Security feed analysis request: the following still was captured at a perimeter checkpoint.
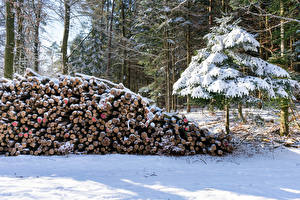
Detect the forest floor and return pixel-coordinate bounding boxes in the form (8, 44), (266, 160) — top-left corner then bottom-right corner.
(182, 105), (300, 153)
(0, 107), (300, 200)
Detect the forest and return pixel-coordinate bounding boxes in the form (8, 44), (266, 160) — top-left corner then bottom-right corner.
(0, 0), (298, 105)
(0, 0), (300, 145)
(0, 0), (300, 199)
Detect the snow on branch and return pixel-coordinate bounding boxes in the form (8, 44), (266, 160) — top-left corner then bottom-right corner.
(173, 16), (299, 101)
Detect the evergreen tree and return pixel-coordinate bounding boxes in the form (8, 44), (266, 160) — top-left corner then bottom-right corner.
(173, 16), (299, 134)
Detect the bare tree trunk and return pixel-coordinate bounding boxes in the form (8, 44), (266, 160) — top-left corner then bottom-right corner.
(106, 0), (115, 78)
(265, 16), (273, 54)
(163, 0), (171, 112)
(186, 0), (191, 113)
(238, 103), (246, 123)
(280, 0), (285, 57)
(121, 0), (127, 85)
(280, 99), (289, 136)
(208, 0), (212, 26)
(33, 0), (42, 72)
(171, 45), (176, 111)
(279, 0), (289, 136)
(15, 0), (25, 74)
(62, 0), (71, 75)
(225, 100), (230, 134)
(259, 14), (263, 59)
(4, 0), (15, 79)
(127, 64), (131, 89)
(164, 27), (171, 112)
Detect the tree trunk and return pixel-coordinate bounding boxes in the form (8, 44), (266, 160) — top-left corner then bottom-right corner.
(164, 0), (171, 112)
(62, 0), (71, 75)
(106, 0), (115, 78)
(186, 0), (191, 113)
(259, 14), (263, 59)
(280, 0), (285, 57)
(280, 99), (289, 136)
(4, 0), (15, 79)
(208, 0), (212, 26)
(171, 45), (176, 111)
(33, 0), (42, 72)
(221, 0), (224, 12)
(225, 101), (230, 134)
(121, 0), (127, 85)
(238, 103), (246, 123)
(15, 0), (25, 74)
(164, 28), (171, 112)
(265, 16), (273, 53)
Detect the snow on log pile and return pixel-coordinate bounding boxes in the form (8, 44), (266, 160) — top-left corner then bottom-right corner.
(0, 69), (233, 156)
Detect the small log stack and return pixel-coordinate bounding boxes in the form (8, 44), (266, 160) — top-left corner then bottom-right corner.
(0, 69), (233, 156)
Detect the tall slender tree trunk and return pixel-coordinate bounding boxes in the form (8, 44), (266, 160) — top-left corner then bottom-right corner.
(171, 45), (176, 111)
(121, 0), (127, 85)
(279, 0), (289, 136)
(225, 100), (230, 134)
(208, 0), (212, 26)
(290, 36), (294, 69)
(280, 0), (285, 57)
(265, 16), (273, 54)
(4, 0), (15, 79)
(106, 0), (115, 78)
(164, 0), (171, 112)
(164, 28), (171, 112)
(33, 0), (42, 72)
(126, 0), (133, 89)
(62, 0), (71, 75)
(186, 0), (191, 113)
(15, 0), (25, 73)
(259, 14), (264, 59)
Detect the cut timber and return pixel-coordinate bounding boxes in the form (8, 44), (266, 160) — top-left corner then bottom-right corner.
(0, 69), (233, 156)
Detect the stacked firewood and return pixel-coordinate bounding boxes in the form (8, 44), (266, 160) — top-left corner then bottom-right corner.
(0, 69), (233, 156)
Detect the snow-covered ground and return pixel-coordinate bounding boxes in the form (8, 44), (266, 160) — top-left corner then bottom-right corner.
(0, 147), (300, 200)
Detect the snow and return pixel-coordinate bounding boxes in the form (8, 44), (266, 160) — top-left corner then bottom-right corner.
(0, 148), (300, 200)
(173, 16), (299, 100)
(224, 28), (260, 52)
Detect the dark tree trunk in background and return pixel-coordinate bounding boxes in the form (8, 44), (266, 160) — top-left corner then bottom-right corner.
(172, 45), (176, 111)
(106, 0), (115, 78)
(121, 0), (127, 85)
(280, 0), (285, 57)
(62, 0), (71, 75)
(186, 0), (192, 113)
(164, 0), (171, 112)
(208, 0), (212, 26)
(33, 0), (42, 72)
(4, 0), (15, 79)
(225, 101), (230, 134)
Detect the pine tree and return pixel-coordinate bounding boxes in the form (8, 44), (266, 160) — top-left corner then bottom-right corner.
(173, 16), (299, 134)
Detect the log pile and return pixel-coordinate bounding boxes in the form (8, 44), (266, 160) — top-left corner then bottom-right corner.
(0, 69), (233, 156)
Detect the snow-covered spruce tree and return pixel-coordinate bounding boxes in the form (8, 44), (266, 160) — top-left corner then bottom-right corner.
(173, 16), (299, 135)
